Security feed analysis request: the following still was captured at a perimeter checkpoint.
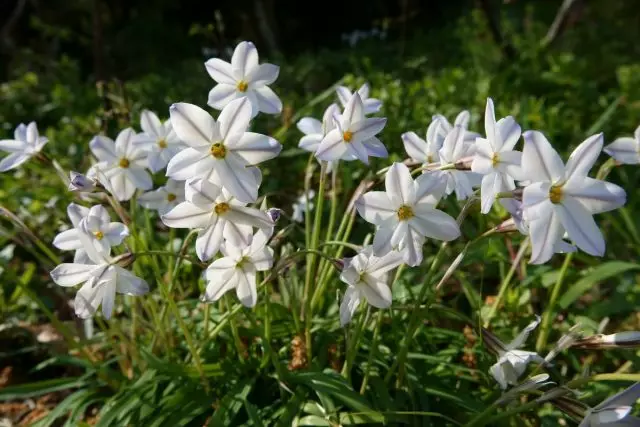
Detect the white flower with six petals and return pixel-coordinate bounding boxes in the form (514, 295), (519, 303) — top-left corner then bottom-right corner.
(133, 110), (184, 172)
(0, 122), (48, 172)
(138, 179), (186, 215)
(297, 103), (341, 173)
(336, 83), (382, 115)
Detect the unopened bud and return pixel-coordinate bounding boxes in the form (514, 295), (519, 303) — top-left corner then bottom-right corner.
(68, 171), (98, 192)
(113, 252), (136, 268)
(572, 331), (640, 349)
(455, 157), (473, 170)
(266, 208), (283, 223)
(332, 258), (346, 271)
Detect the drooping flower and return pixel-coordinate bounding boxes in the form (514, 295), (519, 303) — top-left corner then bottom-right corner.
(355, 162), (460, 266)
(161, 178), (273, 261)
(297, 103), (341, 173)
(133, 110), (184, 173)
(205, 41), (282, 116)
(603, 125), (640, 165)
(578, 383), (640, 426)
(50, 223), (148, 319)
(521, 131), (626, 264)
(0, 122), (48, 172)
(471, 98), (523, 213)
(338, 246), (403, 325)
(87, 128), (152, 201)
(315, 93), (388, 165)
(203, 229), (274, 307)
(166, 98), (281, 203)
(68, 171), (97, 192)
(336, 83), (382, 115)
(291, 190), (315, 223)
(483, 316), (545, 390)
(53, 203), (128, 263)
(138, 179), (185, 215)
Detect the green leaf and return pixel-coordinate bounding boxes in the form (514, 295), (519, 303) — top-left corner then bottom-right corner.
(297, 415), (332, 426)
(208, 378), (255, 426)
(558, 262), (640, 309)
(0, 377), (88, 400)
(244, 399), (265, 427)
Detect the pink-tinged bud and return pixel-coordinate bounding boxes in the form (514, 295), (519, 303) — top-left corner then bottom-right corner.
(266, 208), (283, 223)
(495, 218), (518, 233)
(68, 171), (98, 192)
(332, 258), (346, 271)
(113, 252), (136, 268)
(455, 156), (474, 170)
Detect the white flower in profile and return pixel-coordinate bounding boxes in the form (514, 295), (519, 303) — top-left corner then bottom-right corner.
(297, 103), (341, 173)
(433, 125), (483, 200)
(203, 229), (274, 307)
(138, 179), (185, 215)
(336, 83), (382, 115)
(579, 383), (640, 427)
(472, 98), (523, 213)
(205, 41), (281, 116)
(161, 178), (273, 261)
(166, 98), (281, 203)
(431, 111), (480, 147)
(521, 131), (626, 264)
(484, 316), (545, 390)
(133, 110), (184, 173)
(339, 247), (403, 326)
(0, 122), (48, 172)
(603, 125), (640, 165)
(50, 224), (148, 319)
(355, 162), (461, 266)
(53, 203), (128, 264)
(315, 93), (388, 164)
(88, 128), (152, 201)
(291, 190), (315, 223)
(401, 116), (448, 167)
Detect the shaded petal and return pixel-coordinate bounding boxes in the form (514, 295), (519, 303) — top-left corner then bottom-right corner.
(299, 134), (322, 152)
(555, 198), (605, 256)
(412, 205), (461, 241)
(50, 263), (96, 286)
(479, 172), (504, 214)
(360, 277), (392, 308)
(497, 116), (521, 151)
(506, 316), (540, 350)
(231, 132), (281, 164)
(53, 229), (82, 250)
(522, 181), (552, 221)
(246, 63), (279, 86)
(205, 58), (236, 84)
(346, 139), (369, 164)
(196, 218), (225, 261)
(109, 170), (136, 201)
(208, 84), (240, 110)
(351, 117), (386, 142)
(363, 137), (388, 158)
(355, 191), (395, 225)
(90, 136), (117, 162)
(522, 131), (564, 183)
(186, 178), (222, 206)
(336, 86), (352, 107)
(440, 125), (465, 163)
(74, 280), (106, 319)
(169, 103), (218, 147)
(385, 162), (415, 206)
(372, 219), (396, 256)
(103, 223), (129, 245)
(140, 110), (163, 138)
(216, 155), (259, 203)
(399, 227), (423, 267)
(0, 152), (30, 171)
(204, 268), (238, 301)
(226, 205), (273, 229)
(471, 138), (495, 175)
(564, 177), (626, 214)
(115, 267), (149, 295)
(0, 139), (26, 152)
(414, 172), (446, 205)
(565, 133), (602, 179)
(604, 137), (640, 164)
(253, 86), (282, 115)
(162, 202), (211, 228)
(125, 167), (152, 191)
(529, 208), (563, 264)
(114, 128), (137, 157)
(166, 147), (210, 181)
(235, 268), (257, 307)
(402, 131), (428, 163)
(250, 246), (274, 271)
(340, 287), (361, 326)
(219, 97), (252, 138)
(363, 98), (382, 114)
(297, 117), (322, 136)
(484, 98), (500, 151)
(368, 250), (404, 276)
(497, 150), (523, 180)
(454, 110), (470, 128)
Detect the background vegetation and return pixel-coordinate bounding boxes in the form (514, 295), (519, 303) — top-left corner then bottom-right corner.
(1, 0), (640, 425)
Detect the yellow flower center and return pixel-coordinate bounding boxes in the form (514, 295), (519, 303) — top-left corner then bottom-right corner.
(214, 202), (230, 215)
(210, 142), (226, 159)
(343, 131), (353, 142)
(491, 153), (500, 167)
(158, 139), (168, 149)
(94, 231), (104, 240)
(167, 193), (176, 202)
(426, 154), (433, 163)
(549, 185), (564, 204)
(119, 158), (130, 168)
(236, 80), (248, 92)
(236, 256), (250, 269)
(397, 205), (414, 221)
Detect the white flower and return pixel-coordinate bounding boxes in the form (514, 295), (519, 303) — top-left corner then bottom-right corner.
(603, 125), (640, 164)
(315, 93), (388, 165)
(401, 116), (447, 166)
(68, 171), (97, 192)
(292, 190), (315, 223)
(336, 83), (382, 115)
(339, 246), (403, 326)
(138, 179), (186, 215)
(297, 103), (341, 173)
(161, 178), (273, 261)
(88, 128), (152, 201)
(205, 41), (282, 116)
(0, 122), (48, 172)
(355, 162), (461, 266)
(433, 124), (483, 200)
(431, 111), (480, 147)
(166, 98), (281, 203)
(133, 110), (184, 173)
(203, 229), (274, 307)
(53, 203), (128, 263)
(579, 383), (640, 426)
(50, 225), (148, 319)
(521, 131), (626, 264)
(471, 98), (523, 213)
(487, 316), (545, 390)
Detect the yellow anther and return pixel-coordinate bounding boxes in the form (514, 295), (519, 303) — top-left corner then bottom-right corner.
(94, 231), (104, 240)
(343, 131), (353, 142)
(210, 142), (226, 159)
(119, 158), (130, 168)
(549, 185), (563, 204)
(397, 205), (414, 221)
(236, 80), (248, 92)
(214, 202), (230, 215)
(491, 153), (500, 167)
(158, 139), (168, 149)
(167, 193), (177, 202)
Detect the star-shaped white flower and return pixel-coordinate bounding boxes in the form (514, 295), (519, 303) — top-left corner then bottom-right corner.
(401, 116), (447, 166)
(53, 203), (128, 263)
(315, 93), (388, 164)
(0, 122), (48, 172)
(471, 98), (523, 213)
(88, 128), (152, 201)
(203, 228), (274, 307)
(138, 179), (185, 215)
(205, 41), (282, 117)
(603, 125), (640, 165)
(521, 131), (626, 264)
(161, 178), (273, 261)
(133, 110), (184, 173)
(579, 383), (640, 427)
(336, 83), (382, 115)
(485, 316), (545, 390)
(297, 103), (341, 173)
(50, 223), (148, 319)
(339, 246), (403, 326)
(166, 98), (281, 203)
(355, 162), (461, 266)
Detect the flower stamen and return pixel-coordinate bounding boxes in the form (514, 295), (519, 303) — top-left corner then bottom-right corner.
(491, 153), (500, 167)
(236, 80), (248, 92)
(343, 131), (353, 142)
(549, 185), (563, 204)
(214, 202), (230, 215)
(167, 193), (176, 202)
(210, 142), (226, 159)
(94, 231), (104, 240)
(397, 205), (414, 221)
(158, 139), (168, 149)
(119, 158), (130, 168)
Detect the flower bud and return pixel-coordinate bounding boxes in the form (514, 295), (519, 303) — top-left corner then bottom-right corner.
(68, 171), (98, 192)
(572, 331), (640, 349)
(266, 208), (283, 223)
(113, 252), (136, 268)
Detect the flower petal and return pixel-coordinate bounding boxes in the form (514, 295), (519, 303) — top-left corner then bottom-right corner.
(162, 202), (211, 228)
(385, 162), (415, 206)
(219, 97), (252, 139)
(166, 147), (210, 181)
(125, 167), (152, 191)
(372, 218), (396, 256)
(412, 204), (461, 241)
(196, 218), (225, 261)
(402, 132), (428, 163)
(565, 133), (602, 180)
(115, 267), (149, 295)
(50, 263), (96, 287)
(528, 208), (563, 264)
(555, 198), (605, 256)
(204, 268), (238, 302)
(215, 155), (259, 203)
(363, 98), (382, 114)
(440, 125), (465, 163)
(336, 86), (352, 108)
(186, 178), (222, 206)
(363, 137), (388, 158)
(140, 110), (163, 138)
(208, 84), (240, 110)
(360, 277), (392, 308)
(53, 229), (82, 251)
(0, 139), (26, 153)
(253, 86), (282, 115)
(103, 222), (129, 246)
(480, 172), (504, 214)
(246, 63), (279, 86)
(169, 103), (218, 147)
(316, 129), (347, 162)
(231, 41), (259, 79)
(231, 132), (281, 164)
(604, 137), (640, 164)
(351, 117), (386, 142)
(342, 93), (364, 126)
(205, 58), (236, 84)
(346, 139), (369, 164)
(90, 136), (117, 162)
(506, 315), (540, 350)
(484, 98), (500, 151)
(74, 279), (106, 319)
(0, 152), (29, 171)
(339, 287), (361, 326)
(522, 131), (564, 183)
(226, 205), (273, 229)
(299, 134), (322, 152)
(297, 117), (322, 136)
(236, 268), (257, 307)
(564, 177), (626, 214)
(454, 110), (470, 128)
(497, 116), (521, 151)
(355, 191), (395, 225)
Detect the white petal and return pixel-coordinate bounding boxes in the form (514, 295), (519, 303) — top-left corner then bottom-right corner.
(90, 136), (117, 162)
(53, 229), (82, 250)
(351, 117), (386, 142)
(205, 58), (236, 84)
(363, 137), (388, 158)
(162, 202), (211, 228)
(335, 86), (352, 107)
(216, 155), (258, 203)
(342, 93), (364, 126)
(555, 198), (605, 256)
(399, 227), (423, 267)
(125, 167), (152, 191)
(253, 86), (282, 115)
(231, 41), (259, 79)
(235, 267), (257, 307)
(385, 162), (415, 206)
(497, 116), (521, 151)
(402, 132), (428, 163)
(363, 98), (382, 114)
(564, 133), (602, 179)
(484, 98), (500, 151)
(204, 268), (238, 302)
(592, 408), (633, 424)
(114, 128), (137, 157)
(50, 263), (96, 287)
(496, 150), (523, 180)
(412, 205), (461, 241)
(231, 132), (281, 164)
(604, 137), (640, 164)
(0, 139), (26, 153)
(140, 110), (163, 138)
(226, 205), (273, 229)
(219, 97), (252, 138)
(169, 103), (218, 147)
(368, 250), (404, 276)
(471, 138), (495, 175)
(109, 170), (136, 201)
(440, 125), (465, 162)
(528, 208), (564, 264)
(522, 131), (564, 183)
(564, 177), (626, 214)
(316, 129), (347, 161)
(489, 361), (509, 390)
(166, 147), (210, 181)
(115, 267), (149, 295)
(454, 111), (470, 128)
(506, 316), (541, 350)
(100, 279), (116, 319)
(246, 63), (279, 86)
(355, 191), (395, 225)
(596, 382), (640, 410)
(339, 287), (360, 326)
(0, 152), (29, 171)
(103, 223), (129, 245)
(208, 84), (240, 110)
(414, 172), (446, 205)
(372, 219), (396, 255)
(479, 172), (507, 214)
(346, 139), (369, 164)
(297, 117), (323, 136)
(250, 246), (274, 271)
(299, 134), (322, 152)
(196, 219), (225, 261)
(14, 124), (27, 141)
(186, 178), (221, 206)
(522, 181), (552, 220)
(74, 280), (106, 319)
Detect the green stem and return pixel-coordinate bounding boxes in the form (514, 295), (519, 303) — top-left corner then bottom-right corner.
(466, 399), (539, 427)
(225, 294), (246, 360)
(342, 305), (369, 380)
(536, 252), (573, 353)
(483, 237), (530, 328)
(360, 310), (384, 394)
